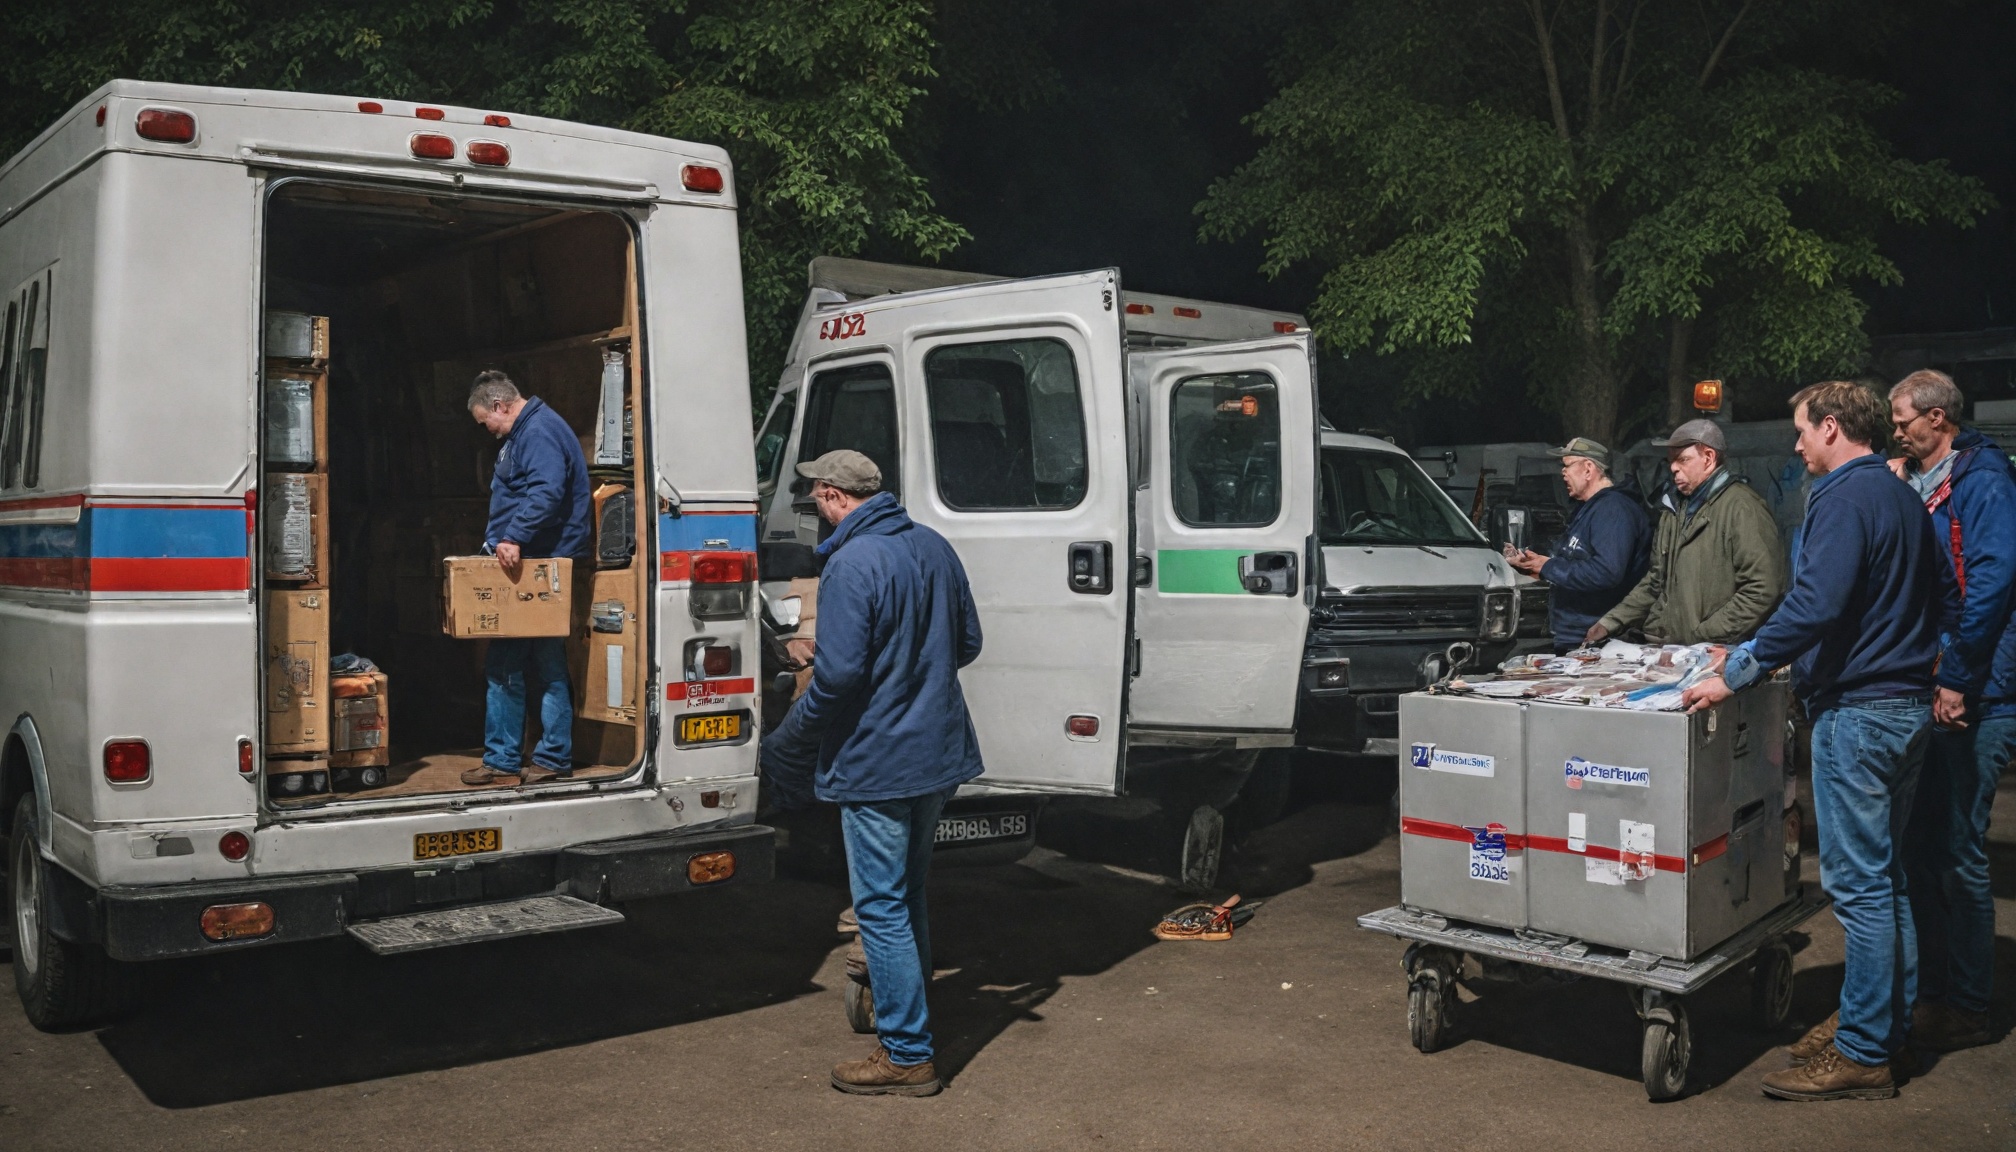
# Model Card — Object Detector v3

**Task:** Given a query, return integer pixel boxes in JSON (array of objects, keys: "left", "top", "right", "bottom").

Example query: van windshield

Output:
[{"left": 1320, "top": 447, "right": 1486, "bottom": 547}]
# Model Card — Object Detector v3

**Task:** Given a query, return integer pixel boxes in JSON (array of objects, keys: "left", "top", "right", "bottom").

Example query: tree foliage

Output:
[
  {"left": 0, "top": 0, "right": 965, "bottom": 404},
  {"left": 1200, "top": 0, "right": 1995, "bottom": 442}
]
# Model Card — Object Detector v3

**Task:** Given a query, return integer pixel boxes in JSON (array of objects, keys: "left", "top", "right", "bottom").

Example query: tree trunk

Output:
[
  {"left": 1559, "top": 212, "right": 1619, "bottom": 445},
  {"left": 1665, "top": 314, "right": 1696, "bottom": 429}
]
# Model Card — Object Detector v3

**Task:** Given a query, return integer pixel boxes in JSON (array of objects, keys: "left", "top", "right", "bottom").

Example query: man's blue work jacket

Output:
[
  {"left": 1920, "top": 430, "right": 2016, "bottom": 717},
  {"left": 1539, "top": 485, "right": 1652, "bottom": 650},
  {"left": 763, "top": 493, "right": 986, "bottom": 804},
  {"left": 485, "top": 396, "right": 592, "bottom": 560}
]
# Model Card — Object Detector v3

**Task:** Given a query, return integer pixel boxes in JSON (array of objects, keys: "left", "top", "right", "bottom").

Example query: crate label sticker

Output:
[
  {"left": 1585, "top": 857, "right": 1626, "bottom": 886},
  {"left": 1567, "top": 811, "right": 1587, "bottom": 852},
  {"left": 1618, "top": 819, "right": 1656, "bottom": 881},
  {"left": 1410, "top": 743, "right": 1494, "bottom": 778},
  {"left": 1465, "top": 823, "right": 1513, "bottom": 884},
  {"left": 1564, "top": 756, "right": 1650, "bottom": 789}
]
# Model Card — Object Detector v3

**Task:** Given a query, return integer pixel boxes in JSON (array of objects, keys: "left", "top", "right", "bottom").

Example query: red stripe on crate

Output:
[
  {"left": 91, "top": 557, "right": 249, "bottom": 592},
  {"left": 1690, "top": 833, "right": 1729, "bottom": 866},
  {"left": 1399, "top": 816, "right": 1527, "bottom": 848},
  {"left": 1401, "top": 816, "right": 1694, "bottom": 873},
  {"left": 668, "top": 677, "right": 756, "bottom": 701},
  {"left": 1525, "top": 835, "right": 1686, "bottom": 874}
]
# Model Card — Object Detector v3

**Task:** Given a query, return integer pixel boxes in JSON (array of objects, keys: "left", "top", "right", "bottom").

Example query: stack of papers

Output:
[{"left": 1445, "top": 641, "right": 1718, "bottom": 711}]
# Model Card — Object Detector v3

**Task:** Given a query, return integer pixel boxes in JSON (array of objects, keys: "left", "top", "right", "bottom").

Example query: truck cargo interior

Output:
[{"left": 258, "top": 180, "right": 651, "bottom": 808}]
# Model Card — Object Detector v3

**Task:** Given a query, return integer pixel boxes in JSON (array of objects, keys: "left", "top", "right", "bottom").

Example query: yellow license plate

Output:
[
  {"left": 680, "top": 713, "right": 742, "bottom": 744},
  {"left": 413, "top": 828, "right": 501, "bottom": 861}
]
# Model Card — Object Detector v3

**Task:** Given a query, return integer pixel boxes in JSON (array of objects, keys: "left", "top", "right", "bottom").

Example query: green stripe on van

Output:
[{"left": 1156, "top": 549, "right": 1250, "bottom": 594}]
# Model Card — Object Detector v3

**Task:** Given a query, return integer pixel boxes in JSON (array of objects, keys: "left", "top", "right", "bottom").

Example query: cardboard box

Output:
[
  {"left": 264, "top": 472, "right": 330, "bottom": 585},
  {"left": 266, "top": 589, "right": 330, "bottom": 754},
  {"left": 332, "top": 671, "right": 390, "bottom": 768},
  {"left": 441, "top": 556, "right": 572, "bottom": 638}
]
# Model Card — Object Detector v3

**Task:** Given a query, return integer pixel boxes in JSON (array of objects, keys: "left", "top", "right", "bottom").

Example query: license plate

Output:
[
  {"left": 934, "top": 812, "right": 1029, "bottom": 846},
  {"left": 680, "top": 713, "right": 742, "bottom": 744},
  {"left": 413, "top": 828, "right": 501, "bottom": 860}
]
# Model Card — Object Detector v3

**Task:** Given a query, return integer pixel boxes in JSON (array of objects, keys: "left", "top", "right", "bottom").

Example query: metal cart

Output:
[{"left": 1358, "top": 885, "right": 1832, "bottom": 1100}]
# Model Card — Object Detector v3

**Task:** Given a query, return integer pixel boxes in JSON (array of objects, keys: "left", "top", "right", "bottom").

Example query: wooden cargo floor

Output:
[{"left": 274, "top": 751, "right": 633, "bottom": 808}]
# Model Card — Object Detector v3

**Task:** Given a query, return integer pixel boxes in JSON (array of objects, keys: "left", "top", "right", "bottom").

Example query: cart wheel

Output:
[
  {"left": 1640, "top": 1001, "right": 1692, "bottom": 1101},
  {"left": 844, "top": 978, "right": 877, "bottom": 1035},
  {"left": 1782, "top": 806, "right": 1803, "bottom": 888},
  {"left": 1405, "top": 948, "right": 1460, "bottom": 1053},
  {"left": 1178, "top": 805, "right": 1224, "bottom": 893},
  {"left": 1751, "top": 939, "right": 1795, "bottom": 1031}
]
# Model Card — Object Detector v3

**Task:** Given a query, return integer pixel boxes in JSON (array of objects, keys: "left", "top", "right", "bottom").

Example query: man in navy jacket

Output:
[
  {"left": 1685, "top": 381, "right": 1957, "bottom": 1100},
  {"left": 463, "top": 370, "right": 591, "bottom": 787},
  {"left": 1889, "top": 369, "right": 2016, "bottom": 1054},
  {"left": 764, "top": 450, "right": 984, "bottom": 1097},
  {"left": 1505, "top": 437, "right": 1651, "bottom": 652}
]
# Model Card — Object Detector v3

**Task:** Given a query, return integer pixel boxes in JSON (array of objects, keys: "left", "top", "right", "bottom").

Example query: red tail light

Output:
[
  {"left": 1172, "top": 306, "right": 1202, "bottom": 319},
  {"left": 358, "top": 101, "right": 383, "bottom": 114},
  {"left": 691, "top": 552, "right": 752, "bottom": 584},
  {"left": 484, "top": 113, "right": 512, "bottom": 127},
  {"left": 411, "top": 133, "right": 455, "bottom": 160},
  {"left": 218, "top": 831, "right": 251, "bottom": 862},
  {"left": 104, "top": 740, "right": 151, "bottom": 782},
  {"left": 1124, "top": 303, "right": 1153, "bottom": 315},
  {"left": 681, "top": 164, "right": 725, "bottom": 193},
  {"left": 136, "top": 109, "right": 196, "bottom": 143},
  {"left": 1067, "top": 715, "right": 1100, "bottom": 738},
  {"left": 702, "top": 645, "right": 734, "bottom": 677},
  {"left": 1273, "top": 321, "right": 1299, "bottom": 333},
  {"left": 467, "top": 141, "right": 510, "bottom": 167},
  {"left": 238, "top": 738, "right": 255, "bottom": 777},
  {"left": 416, "top": 107, "right": 446, "bottom": 121}
]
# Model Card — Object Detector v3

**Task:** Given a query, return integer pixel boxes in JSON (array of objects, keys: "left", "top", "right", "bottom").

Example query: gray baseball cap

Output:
[
  {"left": 1652, "top": 418, "right": 1728, "bottom": 453},
  {"left": 1547, "top": 436, "right": 1611, "bottom": 468},
  {"left": 795, "top": 449, "right": 882, "bottom": 494}
]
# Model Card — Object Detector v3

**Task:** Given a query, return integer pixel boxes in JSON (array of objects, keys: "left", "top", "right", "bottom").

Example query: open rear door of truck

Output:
[
  {"left": 776, "top": 269, "right": 1132, "bottom": 795},
  {"left": 1128, "top": 334, "right": 1318, "bottom": 738}
]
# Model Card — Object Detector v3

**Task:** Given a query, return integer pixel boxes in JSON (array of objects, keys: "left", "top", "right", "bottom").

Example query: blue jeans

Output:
[
  {"left": 483, "top": 637, "right": 573, "bottom": 773},
  {"left": 1903, "top": 713, "right": 2015, "bottom": 1016},
  {"left": 840, "top": 788, "right": 953, "bottom": 1066},
  {"left": 1809, "top": 698, "right": 1929, "bottom": 1065}
]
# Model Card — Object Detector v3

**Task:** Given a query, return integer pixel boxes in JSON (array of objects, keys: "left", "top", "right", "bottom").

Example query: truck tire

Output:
[
  {"left": 1229, "top": 749, "right": 1294, "bottom": 836},
  {"left": 8, "top": 794, "right": 131, "bottom": 1030}
]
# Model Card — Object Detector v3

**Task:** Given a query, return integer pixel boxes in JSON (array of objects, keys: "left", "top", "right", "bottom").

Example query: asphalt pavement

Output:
[{"left": 3, "top": 762, "right": 2011, "bottom": 1151}]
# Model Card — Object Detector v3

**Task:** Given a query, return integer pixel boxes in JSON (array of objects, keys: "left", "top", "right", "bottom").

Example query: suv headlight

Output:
[{"left": 1482, "top": 589, "right": 1516, "bottom": 640}]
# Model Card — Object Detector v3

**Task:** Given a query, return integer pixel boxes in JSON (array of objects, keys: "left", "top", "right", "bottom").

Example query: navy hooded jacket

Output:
[
  {"left": 485, "top": 396, "right": 592, "bottom": 560},
  {"left": 1539, "top": 485, "right": 1652, "bottom": 650},
  {"left": 762, "top": 493, "right": 986, "bottom": 804},
  {"left": 1919, "top": 430, "right": 2016, "bottom": 717},
  {"left": 1726, "top": 453, "right": 1958, "bottom": 711}
]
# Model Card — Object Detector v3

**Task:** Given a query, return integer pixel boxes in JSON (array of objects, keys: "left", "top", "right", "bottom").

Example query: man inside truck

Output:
[
  {"left": 1504, "top": 437, "right": 1651, "bottom": 653},
  {"left": 461, "top": 370, "right": 593, "bottom": 786}
]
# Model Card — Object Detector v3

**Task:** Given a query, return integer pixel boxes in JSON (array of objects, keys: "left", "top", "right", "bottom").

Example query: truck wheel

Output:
[
  {"left": 1229, "top": 749, "right": 1294, "bottom": 836},
  {"left": 9, "top": 794, "right": 133, "bottom": 1030},
  {"left": 1178, "top": 805, "right": 1224, "bottom": 892}
]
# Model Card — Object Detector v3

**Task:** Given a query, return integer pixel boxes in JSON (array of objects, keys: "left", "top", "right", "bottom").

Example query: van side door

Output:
[{"left": 1128, "top": 335, "right": 1318, "bottom": 736}]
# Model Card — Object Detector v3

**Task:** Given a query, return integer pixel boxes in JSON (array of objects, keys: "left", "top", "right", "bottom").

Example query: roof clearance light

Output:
[
  {"left": 1124, "top": 303, "right": 1154, "bottom": 315},
  {"left": 411, "top": 133, "right": 456, "bottom": 161},
  {"left": 104, "top": 739, "right": 151, "bottom": 783},
  {"left": 1273, "top": 321, "right": 1299, "bottom": 334},
  {"left": 416, "top": 107, "right": 446, "bottom": 121},
  {"left": 467, "top": 141, "right": 510, "bottom": 167},
  {"left": 681, "top": 164, "right": 725, "bottom": 193},
  {"left": 1693, "top": 378, "right": 1724, "bottom": 413},
  {"left": 135, "top": 108, "right": 197, "bottom": 143},
  {"left": 95, "top": 106, "right": 106, "bottom": 127},
  {"left": 484, "top": 114, "right": 512, "bottom": 127},
  {"left": 238, "top": 737, "right": 255, "bottom": 777},
  {"left": 1173, "top": 306, "right": 1202, "bottom": 319},
  {"left": 358, "top": 101, "right": 383, "bottom": 114}
]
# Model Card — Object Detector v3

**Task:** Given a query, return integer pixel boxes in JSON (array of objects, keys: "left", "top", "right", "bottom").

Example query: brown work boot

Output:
[
  {"left": 1788, "top": 1010, "right": 1838, "bottom": 1065},
  {"left": 1761, "top": 1042, "right": 1897, "bottom": 1101},
  {"left": 1913, "top": 1001, "right": 1993, "bottom": 1053},
  {"left": 831, "top": 1046, "right": 941, "bottom": 1097}
]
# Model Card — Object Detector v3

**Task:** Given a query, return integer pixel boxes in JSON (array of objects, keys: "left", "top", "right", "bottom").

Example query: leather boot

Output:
[
  {"left": 1788, "top": 1010, "right": 1838, "bottom": 1065},
  {"left": 1761, "top": 1042, "right": 1896, "bottom": 1101},
  {"left": 1913, "top": 1001, "right": 1993, "bottom": 1053},
  {"left": 831, "top": 1046, "right": 942, "bottom": 1097}
]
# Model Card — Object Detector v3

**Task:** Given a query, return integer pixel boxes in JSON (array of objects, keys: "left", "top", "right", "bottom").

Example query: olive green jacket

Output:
[{"left": 1597, "top": 473, "right": 1788, "bottom": 645}]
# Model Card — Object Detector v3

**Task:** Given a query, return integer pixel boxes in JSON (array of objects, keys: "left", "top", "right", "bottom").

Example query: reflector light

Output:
[
  {"left": 104, "top": 740, "right": 151, "bottom": 783},
  {"left": 1067, "top": 715, "right": 1100, "bottom": 738},
  {"left": 200, "top": 902, "right": 274, "bottom": 942},
  {"left": 238, "top": 737, "right": 255, "bottom": 777},
  {"left": 135, "top": 108, "right": 196, "bottom": 143},
  {"left": 1692, "top": 378, "right": 1724, "bottom": 413},
  {"left": 466, "top": 140, "right": 510, "bottom": 167},
  {"left": 1124, "top": 303, "right": 1154, "bottom": 315},
  {"left": 687, "top": 850, "right": 736, "bottom": 885},
  {"left": 410, "top": 133, "right": 455, "bottom": 160},
  {"left": 1172, "top": 306, "right": 1202, "bottom": 319},
  {"left": 416, "top": 107, "right": 446, "bottom": 120},
  {"left": 681, "top": 164, "right": 725, "bottom": 193},
  {"left": 1273, "top": 321, "right": 1299, "bottom": 333},
  {"left": 218, "top": 831, "right": 251, "bottom": 862},
  {"left": 701, "top": 790, "right": 722, "bottom": 808},
  {"left": 484, "top": 114, "right": 511, "bottom": 127},
  {"left": 95, "top": 106, "right": 106, "bottom": 127},
  {"left": 358, "top": 101, "right": 383, "bottom": 114},
  {"left": 702, "top": 645, "right": 734, "bottom": 677},
  {"left": 692, "top": 553, "right": 751, "bottom": 584}
]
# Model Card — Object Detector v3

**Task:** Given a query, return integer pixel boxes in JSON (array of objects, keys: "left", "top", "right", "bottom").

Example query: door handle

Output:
[
  {"left": 1240, "top": 551, "right": 1298, "bottom": 596},
  {"left": 1068, "top": 541, "right": 1113, "bottom": 595}
]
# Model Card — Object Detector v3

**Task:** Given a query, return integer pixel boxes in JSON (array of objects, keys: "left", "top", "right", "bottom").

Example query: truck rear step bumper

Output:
[{"left": 348, "top": 894, "right": 626, "bottom": 955}]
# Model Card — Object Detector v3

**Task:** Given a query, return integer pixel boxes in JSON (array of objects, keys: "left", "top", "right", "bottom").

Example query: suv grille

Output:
[{"left": 1311, "top": 588, "right": 1480, "bottom": 635}]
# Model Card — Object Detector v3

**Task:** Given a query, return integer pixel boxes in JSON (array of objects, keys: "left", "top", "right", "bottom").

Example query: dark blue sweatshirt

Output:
[
  {"left": 1539, "top": 485, "right": 1652, "bottom": 650},
  {"left": 1921, "top": 430, "right": 2016, "bottom": 716},
  {"left": 485, "top": 396, "right": 592, "bottom": 560},
  {"left": 762, "top": 493, "right": 987, "bottom": 804},
  {"left": 1726, "top": 452, "right": 1957, "bottom": 711}
]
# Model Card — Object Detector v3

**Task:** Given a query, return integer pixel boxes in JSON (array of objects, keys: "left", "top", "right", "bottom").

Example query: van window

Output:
[
  {"left": 800, "top": 361, "right": 899, "bottom": 498},
  {"left": 754, "top": 390, "right": 798, "bottom": 494},
  {"left": 1170, "top": 372, "right": 1280, "bottom": 527},
  {"left": 0, "top": 270, "right": 51, "bottom": 490},
  {"left": 0, "top": 300, "right": 16, "bottom": 487},
  {"left": 1320, "top": 447, "right": 1484, "bottom": 547},
  {"left": 924, "top": 338, "right": 1086, "bottom": 511}
]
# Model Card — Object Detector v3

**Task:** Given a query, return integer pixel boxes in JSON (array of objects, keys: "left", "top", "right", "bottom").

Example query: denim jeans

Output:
[
  {"left": 483, "top": 637, "right": 573, "bottom": 773},
  {"left": 1809, "top": 697, "right": 1929, "bottom": 1065},
  {"left": 840, "top": 788, "right": 953, "bottom": 1066},
  {"left": 1904, "top": 713, "right": 2015, "bottom": 1016}
]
